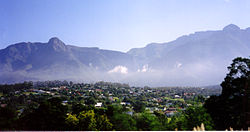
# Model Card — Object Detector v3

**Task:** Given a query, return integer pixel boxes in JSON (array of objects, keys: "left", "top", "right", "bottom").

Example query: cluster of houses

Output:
[{"left": 0, "top": 82, "right": 217, "bottom": 117}]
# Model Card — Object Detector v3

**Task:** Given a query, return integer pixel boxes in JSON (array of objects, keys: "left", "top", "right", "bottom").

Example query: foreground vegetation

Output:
[
  {"left": 0, "top": 81, "right": 217, "bottom": 130},
  {"left": 0, "top": 57, "right": 249, "bottom": 130}
]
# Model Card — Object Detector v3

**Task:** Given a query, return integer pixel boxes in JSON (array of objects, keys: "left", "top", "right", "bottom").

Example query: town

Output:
[{"left": 0, "top": 80, "right": 221, "bottom": 119}]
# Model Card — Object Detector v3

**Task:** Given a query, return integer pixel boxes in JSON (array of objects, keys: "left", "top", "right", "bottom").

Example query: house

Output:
[
  {"left": 95, "top": 89, "right": 102, "bottom": 92},
  {"left": 62, "top": 100, "right": 68, "bottom": 105},
  {"left": 167, "top": 107, "right": 177, "bottom": 111},
  {"left": 120, "top": 102, "right": 131, "bottom": 105},
  {"left": 145, "top": 107, "right": 154, "bottom": 113},
  {"left": 120, "top": 102, "right": 126, "bottom": 105},
  {"left": 126, "top": 111, "right": 133, "bottom": 116},
  {"left": 125, "top": 102, "right": 131, "bottom": 105},
  {"left": 51, "top": 87, "right": 60, "bottom": 91},
  {"left": 165, "top": 107, "right": 177, "bottom": 117},
  {"left": 166, "top": 103, "right": 173, "bottom": 107},
  {"left": 165, "top": 111, "right": 175, "bottom": 117},
  {"left": 60, "top": 86, "right": 67, "bottom": 89},
  {"left": 174, "top": 95, "right": 180, "bottom": 98},
  {"left": 95, "top": 102, "right": 102, "bottom": 107}
]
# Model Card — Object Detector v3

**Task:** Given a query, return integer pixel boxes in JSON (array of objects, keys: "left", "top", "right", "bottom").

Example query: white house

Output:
[{"left": 95, "top": 102, "right": 102, "bottom": 107}]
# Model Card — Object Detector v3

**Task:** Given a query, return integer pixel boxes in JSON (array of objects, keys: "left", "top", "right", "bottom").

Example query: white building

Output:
[{"left": 95, "top": 102, "right": 102, "bottom": 107}]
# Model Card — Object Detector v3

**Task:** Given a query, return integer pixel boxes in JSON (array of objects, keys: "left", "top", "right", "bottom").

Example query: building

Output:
[{"left": 95, "top": 102, "right": 102, "bottom": 107}]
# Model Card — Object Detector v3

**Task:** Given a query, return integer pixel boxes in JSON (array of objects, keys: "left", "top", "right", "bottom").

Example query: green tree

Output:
[
  {"left": 106, "top": 105, "right": 123, "bottom": 117},
  {"left": 204, "top": 57, "right": 250, "bottom": 130},
  {"left": 135, "top": 112, "right": 162, "bottom": 130},
  {"left": 78, "top": 110, "right": 97, "bottom": 130},
  {"left": 154, "top": 111, "right": 170, "bottom": 130},
  {"left": 85, "top": 97, "right": 96, "bottom": 106},
  {"left": 65, "top": 114, "right": 79, "bottom": 130},
  {"left": 96, "top": 114, "right": 113, "bottom": 130},
  {"left": 167, "top": 114, "right": 185, "bottom": 130},
  {"left": 181, "top": 106, "right": 214, "bottom": 130},
  {"left": 18, "top": 97, "right": 68, "bottom": 130},
  {"left": 77, "top": 109, "right": 113, "bottom": 131},
  {"left": 72, "top": 102, "right": 90, "bottom": 114},
  {"left": 106, "top": 105, "right": 136, "bottom": 130},
  {"left": 133, "top": 100, "right": 145, "bottom": 113},
  {"left": 111, "top": 113, "right": 137, "bottom": 130},
  {"left": 0, "top": 107, "right": 17, "bottom": 130}
]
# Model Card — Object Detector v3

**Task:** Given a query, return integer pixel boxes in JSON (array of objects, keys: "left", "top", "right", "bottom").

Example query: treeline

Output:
[
  {"left": 0, "top": 97, "right": 213, "bottom": 131},
  {"left": 34, "top": 80, "right": 130, "bottom": 89},
  {"left": 34, "top": 80, "right": 71, "bottom": 88},
  {"left": 0, "top": 81, "right": 33, "bottom": 94}
]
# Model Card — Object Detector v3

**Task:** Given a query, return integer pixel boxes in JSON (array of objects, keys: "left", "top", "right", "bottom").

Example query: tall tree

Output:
[
  {"left": 18, "top": 97, "right": 68, "bottom": 130},
  {"left": 77, "top": 110, "right": 113, "bottom": 131},
  {"left": 133, "top": 100, "right": 145, "bottom": 113},
  {"left": 204, "top": 57, "right": 250, "bottom": 130},
  {"left": 78, "top": 110, "right": 97, "bottom": 131},
  {"left": 65, "top": 114, "right": 79, "bottom": 130},
  {"left": 181, "top": 106, "right": 214, "bottom": 130},
  {"left": 135, "top": 112, "right": 162, "bottom": 130},
  {"left": 0, "top": 107, "right": 17, "bottom": 130},
  {"left": 111, "top": 113, "right": 137, "bottom": 130}
]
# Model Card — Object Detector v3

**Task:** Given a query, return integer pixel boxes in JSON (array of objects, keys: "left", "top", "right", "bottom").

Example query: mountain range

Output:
[{"left": 0, "top": 24, "right": 249, "bottom": 86}]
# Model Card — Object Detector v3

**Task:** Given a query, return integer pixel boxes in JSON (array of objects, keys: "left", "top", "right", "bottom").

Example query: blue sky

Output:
[{"left": 0, "top": 0, "right": 250, "bottom": 52}]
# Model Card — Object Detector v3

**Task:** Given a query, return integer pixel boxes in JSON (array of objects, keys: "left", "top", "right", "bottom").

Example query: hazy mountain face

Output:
[
  {"left": 127, "top": 24, "right": 250, "bottom": 86},
  {"left": 0, "top": 24, "right": 249, "bottom": 86},
  {"left": 0, "top": 37, "right": 136, "bottom": 84}
]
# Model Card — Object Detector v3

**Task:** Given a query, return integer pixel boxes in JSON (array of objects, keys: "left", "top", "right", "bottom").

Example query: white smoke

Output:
[
  {"left": 108, "top": 65, "right": 128, "bottom": 74},
  {"left": 175, "top": 62, "right": 182, "bottom": 68},
  {"left": 137, "top": 64, "right": 150, "bottom": 72}
]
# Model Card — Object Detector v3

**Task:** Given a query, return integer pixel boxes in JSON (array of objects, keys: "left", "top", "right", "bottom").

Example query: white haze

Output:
[
  {"left": 0, "top": 24, "right": 249, "bottom": 87},
  {"left": 0, "top": 54, "right": 243, "bottom": 87}
]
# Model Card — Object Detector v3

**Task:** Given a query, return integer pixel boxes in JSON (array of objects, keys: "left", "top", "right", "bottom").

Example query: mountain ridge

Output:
[{"left": 0, "top": 24, "right": 249, "bottom": 86}]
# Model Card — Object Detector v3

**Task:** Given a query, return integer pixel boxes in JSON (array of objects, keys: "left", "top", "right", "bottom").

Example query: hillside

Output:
[{"left": 0, "top": 24, "right": 249, "bottom": 86}]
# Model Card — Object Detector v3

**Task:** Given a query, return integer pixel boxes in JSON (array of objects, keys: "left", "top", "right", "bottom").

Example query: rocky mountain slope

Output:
[{"left": 0, "top": 24, "right": 249, "bottom": 86}]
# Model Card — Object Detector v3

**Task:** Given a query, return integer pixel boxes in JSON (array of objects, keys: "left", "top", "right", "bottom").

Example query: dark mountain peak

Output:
[
  {"left": 223, "top": 24, "right": 240, "bottom": 31},
  {"left": 48, "top": 37, "right": 64, "bottom": 45},
  {"left": 48, "top": 37, "right": 67, "bottom": 51}
]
